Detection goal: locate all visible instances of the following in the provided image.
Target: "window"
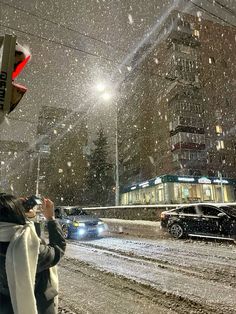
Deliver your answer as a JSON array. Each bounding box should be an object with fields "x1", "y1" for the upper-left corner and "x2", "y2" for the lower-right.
[
  {"x1": 179, "y1": 206, "x2": 196, "y2": 214},
  {"x1": 215, "y1": 125, "x2": 223, "y2": 135},
  {"x1": 219, "y1": 155, "x2": 226, "y2": 164},
  {"x1": 216, "y1": 140, "x2": 224, "y2": 150},
  {"x1": 200, "y1": 206, "x2": 221, "y2": 217},
  {"x1": 193, "y1": 29, "x2": 200, "y2": 37},
  {"x1": 209, "y1": 57, "x2": 215, "y2": 64}
]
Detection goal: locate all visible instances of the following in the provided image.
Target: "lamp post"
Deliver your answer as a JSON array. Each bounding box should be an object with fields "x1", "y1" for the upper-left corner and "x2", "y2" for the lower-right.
[
  {"x1": 96, "y1": 82, "x2": 120, "y2": 206},
  {"x1": 0, "y1": 161, "x2": 5, "y2": 190},
  {"x1": 115, "y1": 106, "x2": 120, "y2": 206},
  {"x1": 218, "y1": 171, "x2": 224, "y2": 203}
]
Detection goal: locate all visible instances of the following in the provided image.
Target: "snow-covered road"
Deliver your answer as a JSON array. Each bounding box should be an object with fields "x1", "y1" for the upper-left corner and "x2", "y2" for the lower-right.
[{"x1": 59, "y1": 236, "x2": 236, "y2": 314}]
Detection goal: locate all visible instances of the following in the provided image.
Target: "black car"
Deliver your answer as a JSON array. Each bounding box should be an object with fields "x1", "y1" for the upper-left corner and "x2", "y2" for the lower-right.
[
  {"x1": 160, "y1": 203, "x2": 236, "y2": 241},
  {"x1": 54, "y1": 206, "x2": 108, "y2": 239}
]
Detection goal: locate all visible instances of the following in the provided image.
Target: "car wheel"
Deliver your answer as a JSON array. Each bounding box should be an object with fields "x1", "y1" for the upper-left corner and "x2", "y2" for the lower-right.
[
  {"x1": 62, "y1": 225, "x2": 70, "y2": 239},
  {"x1": 169, "y1": 223, "x2": 185, "y2": 239}
]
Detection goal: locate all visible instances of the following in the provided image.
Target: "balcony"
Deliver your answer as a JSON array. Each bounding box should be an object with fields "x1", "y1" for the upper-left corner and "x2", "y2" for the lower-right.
[
  {"x1": 167, "y1": 24, "x2": 200, "y2": 47},
  {"x1": 170, "y1": 116, "x2": 204, "y2": 135},
  {"x1": 170, "y1": 131, "x2": 206, "y2": 152},
  {"x1": 171, "y1": 142, "x2": 205, "y2": 151}
]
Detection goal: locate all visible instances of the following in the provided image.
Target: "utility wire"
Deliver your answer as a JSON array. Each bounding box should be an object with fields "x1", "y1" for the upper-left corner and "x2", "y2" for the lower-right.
[
  {"x1": 208, "y1": 0, "x2": 236, "y2": 16},
  {"x1": 0, "y1": 22, "x2": 122, "y2": 65},
  {"x1": 0, "y1": 0, "x2": 127, "y2": 53},
  {"x1": 189, "y1": 0, "x2": 236, "y2": 28}
]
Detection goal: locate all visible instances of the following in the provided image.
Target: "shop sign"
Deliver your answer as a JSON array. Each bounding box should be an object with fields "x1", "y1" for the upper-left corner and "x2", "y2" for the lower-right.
[
  {"x1": 139, "y1": 181, "x2": 149, "y2": 188},
  {"x1": 178, "y1": 177, "x2": 195, "y2": 182},
  {"x1": 198, "y1": 177, "x2": 211, "y2": 184},
  {"x1": 154, "y1": 177, "x2": 162, "y2": 185},
  {"x1": 213, "y1": 179, "x2": 229, "y2": 184}
]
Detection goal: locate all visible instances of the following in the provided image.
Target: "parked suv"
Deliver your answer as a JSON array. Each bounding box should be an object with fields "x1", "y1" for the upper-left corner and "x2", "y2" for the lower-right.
[{"x1": 160, "y1": 203, "x2": 236, "y2": 241}]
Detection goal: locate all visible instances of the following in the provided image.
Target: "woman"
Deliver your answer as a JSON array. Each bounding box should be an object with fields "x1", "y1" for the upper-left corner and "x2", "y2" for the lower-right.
[{"x1": 0, "y1": 194, "x2": 66, "y2": 314}]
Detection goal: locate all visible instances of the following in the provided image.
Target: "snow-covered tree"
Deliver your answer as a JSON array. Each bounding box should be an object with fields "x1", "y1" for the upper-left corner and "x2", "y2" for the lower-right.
[{"x1": 84, "y1": 128, "x2": 114, "y2": 206}]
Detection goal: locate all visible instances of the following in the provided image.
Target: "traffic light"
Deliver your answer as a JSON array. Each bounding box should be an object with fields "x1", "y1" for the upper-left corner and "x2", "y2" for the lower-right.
[{"x1": 0, "y1": 34, "x2": 30, "y2": 120}]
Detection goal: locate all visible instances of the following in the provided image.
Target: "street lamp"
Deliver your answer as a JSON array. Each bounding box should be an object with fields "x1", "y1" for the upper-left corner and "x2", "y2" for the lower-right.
[
  {"x1": 217, "y1": 171, "x2": 224, "y2": 203},
  {"x1": 95, "y1": 82, "x2": 120, "y2": 206},
  {"x1": 0, "y1": 161, "x2": 5, "y2": 190}
]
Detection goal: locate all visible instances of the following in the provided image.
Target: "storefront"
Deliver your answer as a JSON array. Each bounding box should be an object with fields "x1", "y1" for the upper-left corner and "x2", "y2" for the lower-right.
[{"x1": 121, "y1": 175, "x2": 236, "y2": 205}]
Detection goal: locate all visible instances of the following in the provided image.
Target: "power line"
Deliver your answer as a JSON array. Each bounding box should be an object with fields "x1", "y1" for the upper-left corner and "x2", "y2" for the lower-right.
[
  {"x1": 0, "y1": 22, "x2": 122, "y2": 65},
  {"x1": 204, "y1": 0, "x2": 236, "y2": 19},
  {"x1": 210, "y1": 0, "x2": 236, "y2": 16},
  {"x1": 0, "y1": 0, "x2": 127, "y2": 53},
  {"x1": 189, "y1": 0, "x2": 236, "y2": 28}
]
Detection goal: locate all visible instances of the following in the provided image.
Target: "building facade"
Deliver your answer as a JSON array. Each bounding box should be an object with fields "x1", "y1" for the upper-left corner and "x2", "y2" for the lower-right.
[
  {"x1": 121, "y1": 175, "x2": 236, "y2": 205},
  {"x1": 119, "y1": 11, "x2": 236, "y2": 204}
]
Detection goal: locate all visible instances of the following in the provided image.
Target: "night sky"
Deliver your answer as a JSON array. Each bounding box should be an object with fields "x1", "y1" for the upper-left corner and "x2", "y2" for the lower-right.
[{"x1": 0, "y1": 0, "x2": 235, "y2": 146}]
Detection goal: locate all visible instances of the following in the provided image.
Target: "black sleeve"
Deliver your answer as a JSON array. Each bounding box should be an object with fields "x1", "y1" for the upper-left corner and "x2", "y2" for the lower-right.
[{"x1": 37, "y1": 220, "x2": 66, "y2": 273}]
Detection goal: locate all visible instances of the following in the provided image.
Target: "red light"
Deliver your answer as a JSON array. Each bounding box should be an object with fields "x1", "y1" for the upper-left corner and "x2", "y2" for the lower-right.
[{"x1": 12, "y1": 55, "x2": 30, "y2": 80}]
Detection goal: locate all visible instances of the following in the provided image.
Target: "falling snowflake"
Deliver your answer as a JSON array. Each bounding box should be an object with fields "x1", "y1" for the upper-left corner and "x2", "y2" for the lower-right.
[{"x1": 128, "y1": 14, "x2": 134, "y2": 25}]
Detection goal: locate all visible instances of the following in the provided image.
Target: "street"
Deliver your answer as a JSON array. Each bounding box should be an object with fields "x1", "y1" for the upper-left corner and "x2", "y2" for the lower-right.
[{"x1": 58, "y1": 235, "x2": 236, "y2": 314}]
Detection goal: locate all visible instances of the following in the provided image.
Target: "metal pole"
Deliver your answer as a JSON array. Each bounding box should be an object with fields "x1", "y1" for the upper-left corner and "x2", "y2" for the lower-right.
[
  {"x1": 35, "y1": 152, "x2": 41, "y2": 196},
  {"x1": 115, "y1": 104, "x2": 119, "y2": 206},
  {"x1": 218, "y1": 171, "x2": 224, "y2": 203},
  {"x1": 220, "y1": 174, "x2": 224, "y2": 204}
]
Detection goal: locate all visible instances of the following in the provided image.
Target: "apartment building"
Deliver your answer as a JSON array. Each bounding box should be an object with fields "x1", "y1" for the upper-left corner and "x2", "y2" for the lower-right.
[{"x1": 119, "y1": 11, "x2": 236, "y2": 204}]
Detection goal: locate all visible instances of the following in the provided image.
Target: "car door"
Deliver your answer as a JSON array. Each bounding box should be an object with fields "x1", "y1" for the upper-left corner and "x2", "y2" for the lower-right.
[
  {"x1": 197, "y1": 205, "x2": 221, "y2": 234},
  {"x1": 177, "y1": 205, "x2": 201, "y2": 233}
]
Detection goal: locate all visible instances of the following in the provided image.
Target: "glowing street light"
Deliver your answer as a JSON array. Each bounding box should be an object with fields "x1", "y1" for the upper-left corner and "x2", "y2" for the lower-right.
[
  {"x1": 101, "y1": 92, "x2": 112, "y2": 101},
  {"x1": 96, "y1": 82, "x2": 106, "y2": 92}
]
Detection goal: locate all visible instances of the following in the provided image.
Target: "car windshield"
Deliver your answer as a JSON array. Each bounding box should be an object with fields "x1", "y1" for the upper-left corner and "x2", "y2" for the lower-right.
[
  {"x1": 64, "y1": 208, "x2": 88, "y2": 216},
  {"x1": 220, "y1": 206, "x2": 236, "y2": 218}
]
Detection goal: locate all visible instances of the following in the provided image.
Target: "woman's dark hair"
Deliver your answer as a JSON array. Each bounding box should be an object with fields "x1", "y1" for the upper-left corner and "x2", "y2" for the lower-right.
[{"x1": 0, "y1": 194, "x2": 26, "y2": 225}]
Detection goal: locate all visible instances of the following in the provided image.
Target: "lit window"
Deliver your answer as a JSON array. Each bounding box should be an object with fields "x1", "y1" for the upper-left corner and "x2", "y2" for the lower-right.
[
  {"x1": 193, "y1": 29, "x2": 200, "y2": 37},
  {"x1": 215, "y1": 125, "x2": 223, "y2": 134},
  {"x1": 216, "y1": 140, "x2": 224, "y2": 150},
  {"x1": 209, "y1": 57, "x2": 215, "y2": 64}
]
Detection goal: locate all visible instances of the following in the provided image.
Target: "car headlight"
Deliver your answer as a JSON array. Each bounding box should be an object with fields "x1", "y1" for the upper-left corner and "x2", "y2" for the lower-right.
[
  {"x1": 79, "y1": 222, "x2": 86, "y2": 227},
  {"x1": 98, "y1": 221, "x2": 104, "y2": 225}
]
